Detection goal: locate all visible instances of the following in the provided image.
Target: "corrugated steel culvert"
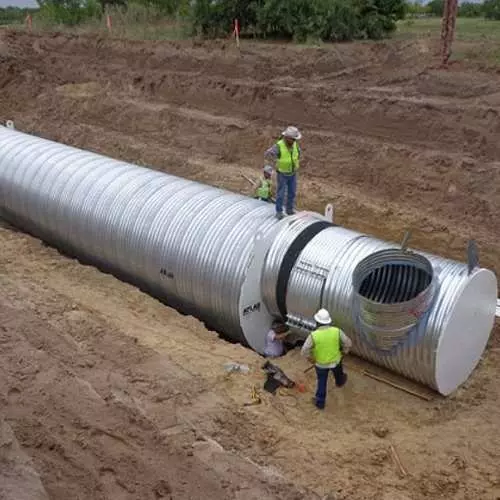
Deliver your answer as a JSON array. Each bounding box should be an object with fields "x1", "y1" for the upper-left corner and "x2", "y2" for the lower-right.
[{"x1": 0, "y1": 125, "x2": 497, "y2": 396}]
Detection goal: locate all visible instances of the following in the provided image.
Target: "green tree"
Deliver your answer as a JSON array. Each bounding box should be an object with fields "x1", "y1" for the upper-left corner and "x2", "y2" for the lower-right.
[
  {"x1": 257, "y1": 0, "x2": 326, "y2": 42},
  {"x1": 322, "y1": 0, "x2": 362, "y2": 41},
  {"x1": 427, "y1": 0, "x2": 444, "y2": 16},
  {"x1": 0, "y1": 7, "x2": 38, "y2": 24},
  {"x1": 405, "y1": 2, "x2": 429, "y2": 16},
  {"x1": 192, "y1": 0, "x2": 260, "y2": 37},
  {"x1": 131, "y1": 0, "x2": 184, "y2": 15},
  {"x1": 36, "y1": 0, "x2": 101, "y2": 25},
  {"x1": 483, "y1": 0, "x2": 500, "y2": 19},
  {"x1": 458, "y1": 1, "x2": 483, "y2": 16},
  {"x1": 191, "y1": 0, "x2": 407, "y2": 42}
]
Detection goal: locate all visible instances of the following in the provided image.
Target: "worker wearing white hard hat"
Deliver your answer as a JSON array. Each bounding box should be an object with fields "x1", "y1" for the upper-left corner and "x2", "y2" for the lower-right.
[
  {"x1": 301, "y1": 308, "x2": 352, "y2": 410},
  {"x1": 264, "y1": 126, "x2": 302, "y2": 219}
]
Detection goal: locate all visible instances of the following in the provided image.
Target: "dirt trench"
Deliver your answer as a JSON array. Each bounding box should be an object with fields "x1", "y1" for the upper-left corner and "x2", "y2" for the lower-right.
[{"x1": 1, "y1": 28, "x2": 500, "y2": 500}]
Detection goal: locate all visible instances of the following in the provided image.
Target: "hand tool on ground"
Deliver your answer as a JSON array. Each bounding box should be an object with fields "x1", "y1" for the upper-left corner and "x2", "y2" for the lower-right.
[
  {"x1": 261, "y1": 361, "x2": 295, "y2": 394},
  {"x1": 243, "y1": 385, "x2": 262, "y2": 406}
]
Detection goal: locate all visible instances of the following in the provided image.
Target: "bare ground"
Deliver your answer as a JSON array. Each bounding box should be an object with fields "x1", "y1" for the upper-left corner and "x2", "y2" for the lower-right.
[{"x1": 1, "y1": 29, "x2": 500, "y2": 499}]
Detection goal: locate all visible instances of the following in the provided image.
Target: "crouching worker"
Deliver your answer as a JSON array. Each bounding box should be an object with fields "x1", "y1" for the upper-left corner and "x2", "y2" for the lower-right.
[
  {"x1": 264, "y1": 320, "x2": 289, "y2": 358},
  {"x1": 301, "y1": 309, "x2": 352, "y2": 410},
  {"x1": 255, "y1": 165, "x2": 274, "y2": 202}
]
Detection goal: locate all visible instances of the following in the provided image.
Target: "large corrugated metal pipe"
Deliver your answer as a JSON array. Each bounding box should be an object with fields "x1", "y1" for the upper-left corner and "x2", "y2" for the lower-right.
[{"x1": 0, "y1": 124, "x2": 497, "y2": 396}]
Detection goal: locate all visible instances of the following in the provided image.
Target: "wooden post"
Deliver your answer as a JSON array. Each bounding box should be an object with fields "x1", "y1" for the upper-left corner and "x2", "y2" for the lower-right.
[
  {"x1": 234, "y1": 19, "x2": 240, "y2": 48},
  {"x1": 440, "y1": 0, "x2": 458, "y2": 67},
  {"x1": 25, "y1": 14, "x2": 32, "y2": 33}
]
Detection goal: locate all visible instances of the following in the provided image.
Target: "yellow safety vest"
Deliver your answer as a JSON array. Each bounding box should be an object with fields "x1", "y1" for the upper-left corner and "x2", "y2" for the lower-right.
[
  {"x1": 255, "y1": 177, "x2": 272, "y2": 199},
  {"x1": 311, "y1": 327, "x2": 342, "y2": 365},
  {"x1": 276, "y1": 139, "x2": 300, "y2": 174}
]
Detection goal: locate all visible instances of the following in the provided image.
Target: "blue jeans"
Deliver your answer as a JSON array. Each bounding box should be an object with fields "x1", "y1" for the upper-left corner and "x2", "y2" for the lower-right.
[
  {"x1": 276, "y1": 172, "x2": 297, "y2": 214},
  {"x1": 314, "y1": 363, "x2": 347, "y2": 409}
]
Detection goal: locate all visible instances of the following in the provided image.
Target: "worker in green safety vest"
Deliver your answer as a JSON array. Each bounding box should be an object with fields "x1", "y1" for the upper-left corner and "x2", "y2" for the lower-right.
[
  {"x1": 254, "y1": 165, "x2": 274, "y2": 202},
  {"x1": 301, "y1": 308, "x2": 352, "y2": 410},
  {"x1": 264, "y1": 126, "x2": 302, "y2": 219}
]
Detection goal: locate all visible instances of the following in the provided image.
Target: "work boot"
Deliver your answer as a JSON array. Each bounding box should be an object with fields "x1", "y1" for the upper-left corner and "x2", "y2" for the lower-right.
[
  {"x1": 311, "y1": 397, "x2": 324, "y2": 410},
  {"x1": 335, "y1": 373, "x2": 348, "y2": 388},
  {"x1": 286, "y1": 209, "x2": 296, "y2": 216},
  {"x1": 276, "y1": 212, "x2": 284, "y2": 220}
]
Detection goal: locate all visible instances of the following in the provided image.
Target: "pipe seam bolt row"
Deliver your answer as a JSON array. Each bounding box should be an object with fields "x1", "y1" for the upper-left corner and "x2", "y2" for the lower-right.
[{"x1": 0, "y1": 125, "x2": 497, "y2": 395}]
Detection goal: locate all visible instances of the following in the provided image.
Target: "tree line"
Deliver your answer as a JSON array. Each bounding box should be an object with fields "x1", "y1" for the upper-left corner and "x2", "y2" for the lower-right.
[
  {"x1": 1, "y1": 0, "x2": 407, "y2": 41},
  {"x1": 1, "y1": 0, "x2": 498, "y2": 38},
  {"x1": 0, "y1": 7, "x2": 38, "y2": 24}
]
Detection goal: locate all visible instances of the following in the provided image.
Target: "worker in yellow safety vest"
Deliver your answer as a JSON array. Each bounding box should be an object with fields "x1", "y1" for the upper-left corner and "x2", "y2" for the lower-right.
[
  {"x1": 264, "y1": 126, "x2": 301, "y2": 219},
  {"x1": 301, "y1": 308, "x2": 352, "y2": 410},
  {"x1": 254, "y1": 165, "x2": 274, "y2": 202}
]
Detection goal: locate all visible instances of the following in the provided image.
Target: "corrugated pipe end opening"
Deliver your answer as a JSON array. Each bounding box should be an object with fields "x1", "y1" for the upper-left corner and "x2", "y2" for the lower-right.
[
  {"x1": 353, "y1": 250, "x2": 433, "y2": 305},
  {"x1": 352, "y1": 249, "x2": 435, "y2": 353}
]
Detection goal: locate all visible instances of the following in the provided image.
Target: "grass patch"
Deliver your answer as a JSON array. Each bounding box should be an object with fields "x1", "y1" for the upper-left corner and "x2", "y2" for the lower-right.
[
  {"x1": 31, "y1": 3, "x2": 190, "y2": 41},
  {"x1": 396, "y1": 16, "x2": 500, "y2": 41},
  {"x1": 395, "y1": 17, "x2": 500, "y2": 66}
]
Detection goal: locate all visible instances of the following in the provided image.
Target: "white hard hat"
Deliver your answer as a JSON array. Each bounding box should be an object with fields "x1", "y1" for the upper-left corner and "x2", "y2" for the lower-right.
[
  {"x1": 263, "y1": 165, "x2": 273, "y2": 175},
  {"x1": 282, "y1": 126, "x2": 302, "y2": 140},
  {"x1": 314, "y1": 308, "x2": 332, "y2": 325}
]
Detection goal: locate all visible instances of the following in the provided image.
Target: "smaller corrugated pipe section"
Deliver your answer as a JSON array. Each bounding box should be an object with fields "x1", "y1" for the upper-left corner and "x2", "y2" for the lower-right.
[
  {"x1": 285, "y1": 227, "x2": 497, "y2": 394},
  {"x1": 351, "y1": 249, "x2": 437, "y2": 353}
]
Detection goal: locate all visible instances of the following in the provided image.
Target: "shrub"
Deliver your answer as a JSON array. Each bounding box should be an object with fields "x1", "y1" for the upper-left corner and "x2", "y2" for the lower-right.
[
  {"x1": 191, "y1": 0, "x2": 259, "y2": 37},
  {"x1": 256, "y1": 0, "x2": 327, "y2": 42},
  {"x1": 458, "y1": 1, "x2": 483, "y2": 17},
  {"x1": 0, "y1": 7, "x2": 38, "y2": 25},
  {"x1": 405, "y1": 2, "x2": 429, "y2": 16},
  {"x1": 426, "y1": 0, "x2": 444, "y2": 16},
  {"x1": 36, "y1": 0, "x2": 101, "y2": 26},
  {"x1": 129, "y1": 0, "x2": 184, "y2": 15},
  {"x1": 483, "y1": 0, "x2": 500, "y2": 19},
  {"x1": 322, "y1": 0, "x2": 362, "y2": 41},
  {"x1": 191, "y1": 0, "x2": 406, "y2": 42}
]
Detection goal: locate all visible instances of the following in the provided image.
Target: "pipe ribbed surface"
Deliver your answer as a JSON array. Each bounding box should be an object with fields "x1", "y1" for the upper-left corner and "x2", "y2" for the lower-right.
[
  {"x1": 0, "y1": 127, "x2": 277, "y2": 342},
  {"x1": 0, "y1": 126, "x2": 497, "y2": 395},
  {"x1": 285, "y1": 227, "x2": 497, "y2": 394}
]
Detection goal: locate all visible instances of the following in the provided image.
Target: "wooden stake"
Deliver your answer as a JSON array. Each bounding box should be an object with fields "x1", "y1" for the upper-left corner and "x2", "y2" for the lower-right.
[
  {"x1": 389, "y1": 444, "x2": 408, "y2": 478},
  {"x1": 25, "y1": 14, "x2": 32, "y2": 32},
  {"x1": 234, "y1": 19, "x2": 240, "y2": 48},
  {"x1": 362, "y1": 370, "x2": 432, "y2": 401}
]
